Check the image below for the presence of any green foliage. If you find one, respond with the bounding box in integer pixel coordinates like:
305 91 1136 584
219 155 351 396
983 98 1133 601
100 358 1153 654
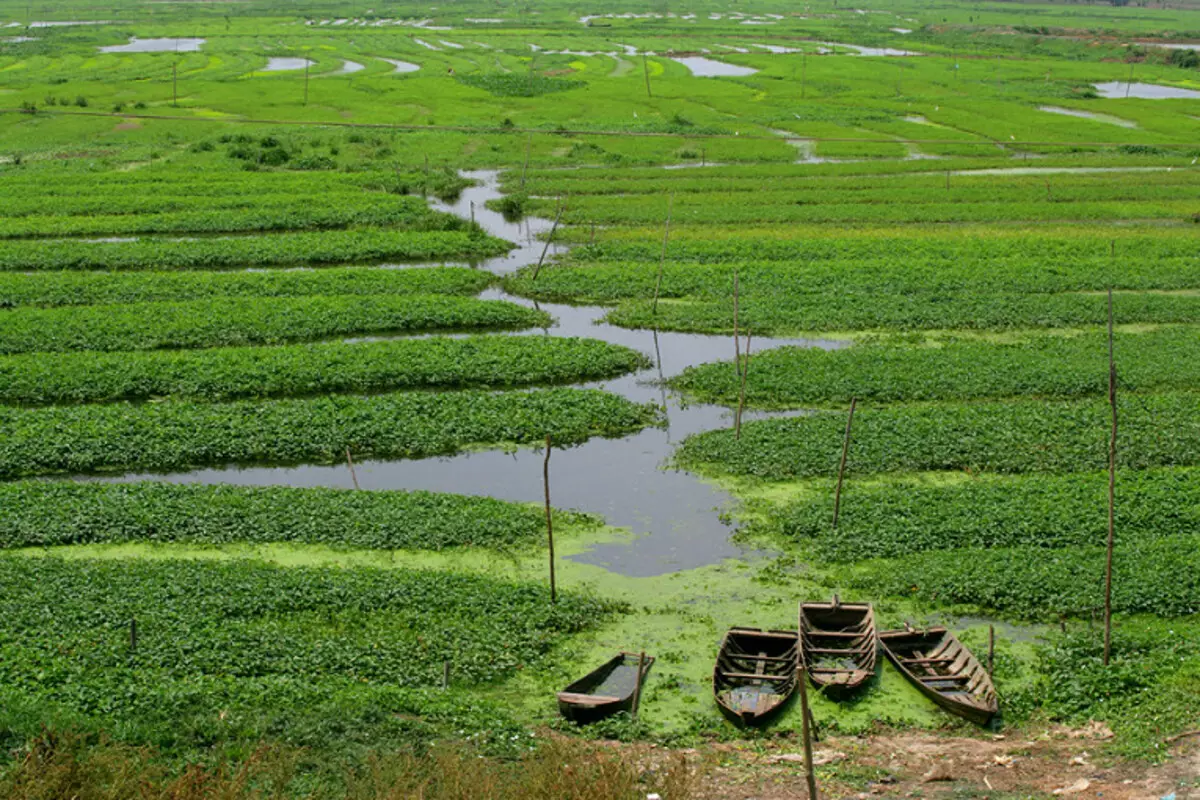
0 335 648 404
0 294 547 353
0 481 566 550
0 230 509 271
0 266 491 308
0 555 618 757
843 535 1200 617
0 387 660 477
456 73 580 97
676 393 1200 481
778 468 1200 561
671 328 1200 407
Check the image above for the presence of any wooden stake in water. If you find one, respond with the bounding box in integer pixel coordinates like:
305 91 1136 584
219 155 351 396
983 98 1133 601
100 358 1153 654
735 333 752 440
530 197 564 281
345 446 360 490
303 57 310 105
797 663 820 800
632 651 647 720
832 397 858 530
1125 62 1134 98
1103 288 1117 666
652 193 674 315
544 434 557 604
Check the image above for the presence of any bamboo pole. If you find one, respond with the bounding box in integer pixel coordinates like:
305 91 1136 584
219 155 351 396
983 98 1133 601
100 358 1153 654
642 52 652 98
735 333 752 440
530 198 564 281
632 651 647 719
172 61 178 107
345 447 360 490
544 435 557 604
832 397 858 530
797 664 819 800
442 660 451 690
1103 288 1117 665
988 624 995 675
521 133 531 190
652 193 674 315
130 617 137 652
732 270 741 365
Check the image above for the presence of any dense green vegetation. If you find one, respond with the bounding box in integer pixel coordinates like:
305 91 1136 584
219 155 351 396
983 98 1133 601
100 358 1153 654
0 336 648 404
0 229 509 271
0 265 492 307
0 556 617 758
0 387 659 477
0 294 548 353
777 468 1200 561
676 393 1200 481
672 328 1200 407
0 482 566 550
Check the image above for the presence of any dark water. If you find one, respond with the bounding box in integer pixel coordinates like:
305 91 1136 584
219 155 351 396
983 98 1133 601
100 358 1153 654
88 171 850 577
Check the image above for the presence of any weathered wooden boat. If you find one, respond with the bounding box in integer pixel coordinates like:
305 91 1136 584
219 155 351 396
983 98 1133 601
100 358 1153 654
713 627 799 726
879 625 999 726
798 595 877 696
557 652 654 724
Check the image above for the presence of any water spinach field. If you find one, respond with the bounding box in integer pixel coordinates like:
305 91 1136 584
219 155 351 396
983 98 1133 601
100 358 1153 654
1 0 1200 796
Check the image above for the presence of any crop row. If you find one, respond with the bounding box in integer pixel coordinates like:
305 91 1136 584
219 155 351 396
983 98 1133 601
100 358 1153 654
675 392 1200 482
0 336 648 404
843 535 1200 618
527 196 1197 225
606 291 1200 334
567 227 1200 265
0 189 388 218
0 198 463 239
514 166 1200 198
0 229 510 271
778 467 1200 562
507 258 1200 302
0 481 563 550
0 555 615 754
0 387 659 478
671 327 1200 407
0 266 492 308
0 294 548 354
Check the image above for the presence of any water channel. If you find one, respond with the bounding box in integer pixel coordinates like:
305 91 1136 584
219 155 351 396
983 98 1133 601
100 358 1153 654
88 171 850 577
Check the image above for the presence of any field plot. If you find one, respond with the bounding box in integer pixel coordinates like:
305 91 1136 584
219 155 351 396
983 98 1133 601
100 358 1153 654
1 0 1199 795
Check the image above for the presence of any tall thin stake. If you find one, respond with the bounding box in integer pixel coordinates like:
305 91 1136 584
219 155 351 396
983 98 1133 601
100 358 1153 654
531 197 564 281
544 434 557 604
172 61 178 107
632 651 647 719
832 397 858 530
732 270 741 366
303 56 310 105
796 638 820 799
442 660 451 690
735 333 752 440
987 624 995 675
130 617 138 652
521 133 531 190
652 193 674 315
345 446 360 490
1125 61 1134 98
1103 288 1117 665
642 52 653 98
800 51 808 99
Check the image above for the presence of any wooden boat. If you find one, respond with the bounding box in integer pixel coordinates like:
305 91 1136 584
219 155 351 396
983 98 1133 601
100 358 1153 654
713 627 799 726
798 595 877 696
879 626 999 726
557 652 654 724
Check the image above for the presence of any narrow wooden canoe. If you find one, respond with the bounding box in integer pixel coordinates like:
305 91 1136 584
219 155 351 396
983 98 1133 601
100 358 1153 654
799 596 877 696
557 652 654 724
713 627 799 727
879 626 998 726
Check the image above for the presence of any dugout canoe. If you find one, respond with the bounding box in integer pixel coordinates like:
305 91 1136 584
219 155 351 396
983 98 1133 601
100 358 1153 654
798 595 877 696
713 627 799 726
879 625 999 726
557 652 654 724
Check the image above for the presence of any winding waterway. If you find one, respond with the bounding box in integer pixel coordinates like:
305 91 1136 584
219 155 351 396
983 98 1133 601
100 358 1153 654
90 171 849 577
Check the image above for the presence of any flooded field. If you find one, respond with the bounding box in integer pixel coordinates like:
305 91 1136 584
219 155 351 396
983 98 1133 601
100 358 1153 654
99 37 205 53
1093 81 1200 99
672 56 758 77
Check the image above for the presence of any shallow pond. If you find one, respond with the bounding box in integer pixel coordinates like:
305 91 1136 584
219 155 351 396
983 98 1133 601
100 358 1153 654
382 58 420 73
99 37 205 53
1038 105 1137 128
87 170 850 577
815 40 920 56
261 57 313 72
331 60 365 75
672 56 757 77
1093 81 1200 99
